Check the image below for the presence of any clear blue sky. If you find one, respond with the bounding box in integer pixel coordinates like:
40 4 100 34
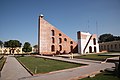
0 0 120 46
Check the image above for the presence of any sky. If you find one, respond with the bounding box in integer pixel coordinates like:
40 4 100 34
0 0 120 46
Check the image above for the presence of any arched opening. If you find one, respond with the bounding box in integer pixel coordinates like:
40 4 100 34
51 30 55 36
59 38 62 44
104 45 106 50
4 49 7 54
9 49 15 54
93 38 96 45
89 46 92 53
111 45 113 49
16 49 20 54
52 37 55 43
59 33 62 36
70 41 73 44
115 44 117 48
51 45 55 52
59 45 62 51
107 45 109 51
70 46 73 52
94 47 97 53
64 38 67 41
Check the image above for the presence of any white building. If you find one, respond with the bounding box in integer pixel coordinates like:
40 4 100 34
77 31 99 54
0 47 37 54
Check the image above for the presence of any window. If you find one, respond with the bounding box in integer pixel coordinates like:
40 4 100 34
51 30 55 36
52 37 55 43
59 38 62 44
59 33 62 36
64 38 67 41
59 45 62 51
70 41 73 44
51 45 55 52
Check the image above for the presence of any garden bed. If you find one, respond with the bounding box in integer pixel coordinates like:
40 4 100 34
16 56 85 75
0 56 6 71
74 52 114 61
80 71 120 80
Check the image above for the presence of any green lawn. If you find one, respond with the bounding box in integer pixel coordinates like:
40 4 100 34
80 72 120 80
16 56 84 74
74 53 113 60
0 56 6 71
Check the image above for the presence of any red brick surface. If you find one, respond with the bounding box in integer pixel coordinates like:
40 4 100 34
38 16 77 55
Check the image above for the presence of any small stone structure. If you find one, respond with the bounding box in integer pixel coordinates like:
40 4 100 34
77 31 99 54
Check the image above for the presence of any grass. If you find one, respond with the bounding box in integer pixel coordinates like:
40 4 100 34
74 52 113 60
16 56 84 74
0 56 6 71
80 72 120 80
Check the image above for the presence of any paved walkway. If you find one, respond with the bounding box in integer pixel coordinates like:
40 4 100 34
0 55 31 80
0 55 115 80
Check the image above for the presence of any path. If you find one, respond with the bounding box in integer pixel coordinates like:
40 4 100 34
20 55 114 80
0 55 31 80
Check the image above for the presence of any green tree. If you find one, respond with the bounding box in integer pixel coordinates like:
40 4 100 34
98 34 114 43
22 42 32 53
3 40 22 54
0 40 3 48
4 40 22 48
33 45 38 53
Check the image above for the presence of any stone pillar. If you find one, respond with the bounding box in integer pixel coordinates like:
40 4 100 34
38 14 44 55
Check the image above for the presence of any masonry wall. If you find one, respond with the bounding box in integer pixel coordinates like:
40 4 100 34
38 16 77 55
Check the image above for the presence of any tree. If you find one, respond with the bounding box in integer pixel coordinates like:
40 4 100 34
98 34 114 43
4 40 22 48
33 45 38 53
33 45 38 48
114 36 120 41
0 40 3 48
4 40 22 54
22 42 32 53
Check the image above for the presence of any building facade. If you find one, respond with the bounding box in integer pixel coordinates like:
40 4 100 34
38 15 77 55
99 41 120 52
0 47 22 54
0 47 37 54
77 31 99 54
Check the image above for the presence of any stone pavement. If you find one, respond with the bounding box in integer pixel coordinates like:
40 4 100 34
0 55 31 80
0 55 115 80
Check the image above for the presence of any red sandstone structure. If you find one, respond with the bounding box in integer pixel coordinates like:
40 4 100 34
38 15 77 55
